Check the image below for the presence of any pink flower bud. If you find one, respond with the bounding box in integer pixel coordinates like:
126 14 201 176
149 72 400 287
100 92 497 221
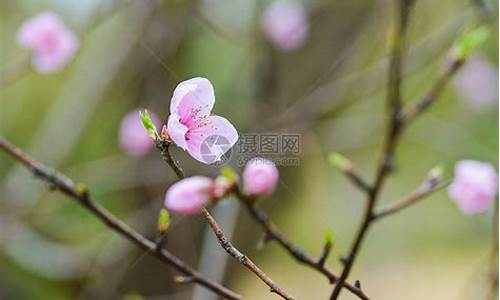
119 110 160 157
243 158 279 197
17 11 79 74
213 176 232 198
165 176 214 214
261 0 309 51
453 56 498 109
448 160 498 215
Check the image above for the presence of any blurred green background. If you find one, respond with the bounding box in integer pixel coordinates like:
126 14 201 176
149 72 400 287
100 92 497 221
0 0 498 299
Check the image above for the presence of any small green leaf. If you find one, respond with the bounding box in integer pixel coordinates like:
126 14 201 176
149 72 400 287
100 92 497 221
328 152 352 172
157 208 170 234
451 26 490 60
139 110 158 140
427 164 444 184
75 182 88 194
324 229 334 247
122 292 144 300
221 165 238 182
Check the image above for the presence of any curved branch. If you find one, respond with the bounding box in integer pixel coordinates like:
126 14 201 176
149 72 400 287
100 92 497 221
0 137 241 300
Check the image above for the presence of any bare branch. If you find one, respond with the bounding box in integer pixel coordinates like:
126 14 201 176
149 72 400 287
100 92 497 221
201 208 295 300
401 58 464 123
329 1 415 298
240 200 370 300
0 137 242 300
154 138 293 299
374 179 449 220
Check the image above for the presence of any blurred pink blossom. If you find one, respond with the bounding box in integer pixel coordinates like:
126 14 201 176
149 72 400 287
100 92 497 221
448 160 498 215
167 77 238 164
243 158 279 197
165 176 214 214
119 110 160 157
17 11 79 74
261 0 309 51
453 56 498 108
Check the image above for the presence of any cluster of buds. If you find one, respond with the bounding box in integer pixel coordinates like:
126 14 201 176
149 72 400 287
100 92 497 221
164 158 279 215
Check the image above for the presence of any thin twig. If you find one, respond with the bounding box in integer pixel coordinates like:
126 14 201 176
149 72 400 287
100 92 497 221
0 137 241 300
155 140 293 299
241 201 370 300
329 1 415 299
401 58 464 123
201 208 295 300
374 179 449 220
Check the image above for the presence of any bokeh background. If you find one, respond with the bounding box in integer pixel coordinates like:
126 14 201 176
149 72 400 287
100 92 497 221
0 0 498 299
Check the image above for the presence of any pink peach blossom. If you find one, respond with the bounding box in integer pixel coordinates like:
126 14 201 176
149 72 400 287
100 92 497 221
165 176 214 214
243 158 279 196
167 77 238 164
119 110 160 157
453 56 498 109
448 160 498 215
261 0 309 51
17 11 79 74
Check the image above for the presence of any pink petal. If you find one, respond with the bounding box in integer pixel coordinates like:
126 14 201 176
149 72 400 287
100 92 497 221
119 110 160 157
169 77 215 127
17 11 79 74
243 158 279 196
164 176 214 215
167 113 189 150
185 115 238 164
261 0 309 51
448 160 498 215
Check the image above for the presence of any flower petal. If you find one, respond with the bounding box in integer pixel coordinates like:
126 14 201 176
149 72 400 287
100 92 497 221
185 115 238 164
167 114 189 150
169 77 215 127
165 176 213 215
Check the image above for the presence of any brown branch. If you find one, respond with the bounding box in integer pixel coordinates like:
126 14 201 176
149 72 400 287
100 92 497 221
401 58 464 123
0 137 241 300
241 200 370 300
154 139 293 299
201 208 295 300
374 179 449 220
329 1 415 298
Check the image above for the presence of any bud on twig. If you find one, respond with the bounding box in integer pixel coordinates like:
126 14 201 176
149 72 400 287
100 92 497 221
139 109 159 141
157 208 170 235
328 152 353 172
318 229 334 267
427 164 444 186
449 26 490 61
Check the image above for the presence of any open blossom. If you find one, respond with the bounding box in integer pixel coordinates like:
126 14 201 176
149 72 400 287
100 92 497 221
453 56 498 109
167 77 238 164
165 176 214 214
448 160 498 215
17 11 79 74
243 158 279 197
119 110 160 157
261 0 309 51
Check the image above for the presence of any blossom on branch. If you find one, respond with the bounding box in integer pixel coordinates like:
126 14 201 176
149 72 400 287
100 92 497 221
167 77 238 164
165 176 214 214
261 0 309 51
243 158 279 197
17 11 79 73
448 160 498 215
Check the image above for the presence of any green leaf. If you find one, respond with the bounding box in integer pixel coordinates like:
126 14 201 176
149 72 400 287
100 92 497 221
139 110 158 140
328 152 352 171
451 26 491 60
157 208 170 234
221 165 238 182
75 182 88 194
324 229 334 247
